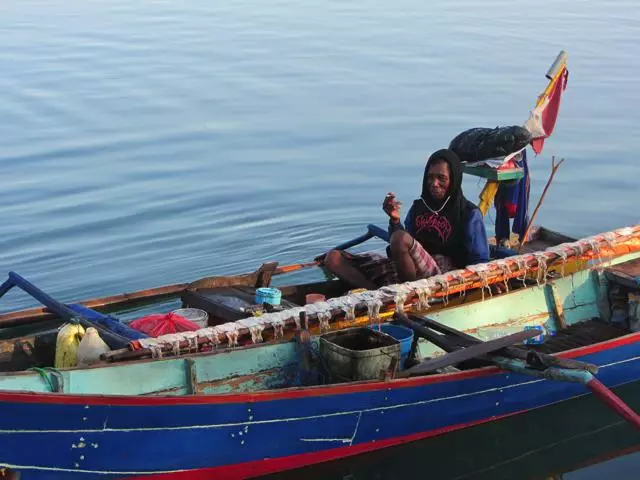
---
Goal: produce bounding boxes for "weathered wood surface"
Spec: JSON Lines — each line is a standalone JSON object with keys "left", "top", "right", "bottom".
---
{"left": 398, "top": 328, "right": 540, "bottom": 377}
{"left": 397, "top": 313, "right": 599, "bottom": 375}
{"left": 605, "top": 257, "right": 640, "bottom": 290}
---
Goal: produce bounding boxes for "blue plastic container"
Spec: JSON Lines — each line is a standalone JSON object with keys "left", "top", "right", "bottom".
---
{"left": 369, "top": 323, "right": 414, "bottom": 367}
{"left": 255, "top": 287, "right": 282, "bottom": 306}
{"left": 523, "top": 325, "right": 546, "bottom": 345}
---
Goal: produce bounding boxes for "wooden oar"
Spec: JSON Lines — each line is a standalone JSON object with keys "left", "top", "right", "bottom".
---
{"left": 396, "top": 313, "right": 480, "bottom": 354}
{"left": 274, "top": 224, "right": 390, "bottom": 275}
{"left": 493, "top": 356, "right": 640, "bottom": 431}
{"left": 0, "top": 272, "right": 132, "bottom": 349}
{"left": 397, "top": 326, "right": 540, "bottom": 377}
{"left": 401, "top": 313, "right": 597, "bottom": 373}
{"left": 395, "top": 312, "right": 640, "bottom": 431}
{"left": 0, "top": 226, "right": 385, "bottom": 329}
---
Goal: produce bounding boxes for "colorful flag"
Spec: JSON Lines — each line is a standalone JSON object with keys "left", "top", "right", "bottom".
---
{"left": 524, "top": 68, "right": 569, "bottom": 155}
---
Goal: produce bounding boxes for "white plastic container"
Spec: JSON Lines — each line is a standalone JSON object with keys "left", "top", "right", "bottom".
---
{"left": 172, "top": 308, "right": 209, "bottom": 329}
{"left": 76, "top": 327, "right": 110, "bottom": 367}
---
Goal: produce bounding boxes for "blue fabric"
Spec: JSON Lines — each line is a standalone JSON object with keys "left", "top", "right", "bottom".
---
{"left": 67, "top": 303, "right": 149, "bottom": 340}
{"left": 465, "top": 208, "right": 490, "bottom": 265}
{"left": 494, "top": 150, "right": 530, "bottom": 242}
{"left": 387, "top": 204, "right": 489, "bottom": 266}
{"left": 513, "top": 151, "right": 531, "bottom": 241}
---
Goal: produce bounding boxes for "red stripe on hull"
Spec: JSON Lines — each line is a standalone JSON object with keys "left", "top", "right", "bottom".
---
{"left": 123, "top": 411, "right": 523, "bottom": 479}
{"left": 1, "top": 331, "right": 638, "bottom": 407}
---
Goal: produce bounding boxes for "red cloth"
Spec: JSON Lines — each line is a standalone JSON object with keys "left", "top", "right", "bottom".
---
{"left": 531, "top": 68, "right": 569, "bottom": 155}
{"left": 129, "top": 312, "right": 200, "bottom": 337}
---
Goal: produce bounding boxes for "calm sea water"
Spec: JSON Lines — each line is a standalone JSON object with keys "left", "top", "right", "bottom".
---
{"left": 1, "top": 0, "right": 639, "bottom": 476}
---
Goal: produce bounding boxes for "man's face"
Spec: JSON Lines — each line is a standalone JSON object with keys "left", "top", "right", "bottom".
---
{"left": 426, "top": 161, "right": 451, "bottom": 201}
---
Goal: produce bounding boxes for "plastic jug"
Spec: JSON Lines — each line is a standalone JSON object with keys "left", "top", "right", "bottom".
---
{"left": 54, "top": 323, "right": 85, "bottom": 368}
{"left": 76, "top": 327, "right": 111, "bottom": 367}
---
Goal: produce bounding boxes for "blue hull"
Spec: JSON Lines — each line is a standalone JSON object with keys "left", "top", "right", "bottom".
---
{"left": 1, "top": 333, "right": 639, "bottom": 479}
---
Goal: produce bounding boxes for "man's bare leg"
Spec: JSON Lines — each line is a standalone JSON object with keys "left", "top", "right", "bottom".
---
{"left": 389, "top": 230, "right": 419, "bottom": 281}
{"left": 322, "top": 250, "right": 377, "bottom": 290}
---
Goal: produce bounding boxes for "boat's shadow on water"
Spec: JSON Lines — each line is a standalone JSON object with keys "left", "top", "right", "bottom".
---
{"left": 262, "top": 382, "right": 640, "bottom": 480}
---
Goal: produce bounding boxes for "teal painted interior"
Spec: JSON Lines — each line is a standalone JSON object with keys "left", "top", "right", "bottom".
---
{"left": 1, "top": 252, "right": 638, "bottom": 396}
{"left": 418, "top": 252, "right": 639, "bottom": 358}
{"left": 0, "top": 341, "right": 300, "bottom": 396}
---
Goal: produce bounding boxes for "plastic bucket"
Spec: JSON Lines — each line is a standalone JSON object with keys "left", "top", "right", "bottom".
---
{"left": 255, "top": 287, "right": 282, "bottom": 306}
{"left": 171, "top": 308, "right": 209, "bottom": 329}
{"left": 305, "top": 293, "right": 326, "bottom": 304}
{"left": 369, "top": 323, "right": 414, "bottom": 367}
{"left": 319, "top": 327, "right": 401, "bottom": 382}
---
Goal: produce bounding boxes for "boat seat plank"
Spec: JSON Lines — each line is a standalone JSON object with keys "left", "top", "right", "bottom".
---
{"left": 528, "top": 319, "right": 628, "bottom": 355}
{"left": 181, "top": 286, "right": 300, "bottom": 324}
{"left": 503, "top": 227, "right": 577, "bottom": 253}
{"left": 399, "top": 328, "right": 540, "bottom": 377}
{"left": 405, "top": 314, "right": 604, "bottom": 373}
{"left": 605, "top": 258, "right": 640, "bottom": 290}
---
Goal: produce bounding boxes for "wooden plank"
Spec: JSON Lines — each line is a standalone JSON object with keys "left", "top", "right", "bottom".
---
{"left": 181, "top": 286, "right": 301, "bottom": 324}
{"left": 538, "top": 227, "right": 577, "bottom": 245}
{"left": 399, "top": 314, "right": 482, "bottom": 352}
{"left": 606, "top": 257, "right": 640, "bottom": 278}
{"left": 186, "top": 358, "right": 199, "bottom": 395}
{"left": 407, "top": 314, "right": 480, "bottom": 343}
{"left": 399, "top": 328, "right": 540, "bottom": 377}
{"left": 180, "top": 288, "right": 251, "bottom": 323}
{"left": 400, "top": 312, "right": 599, "bottom": 374}
{"left": 546, "top": 282, "right": 568, "bottom": 330}
{"left": 255, "top": 262, "right": 279, "bottom": 287}
{"left": 605, "top": 258, "right": 640, "bottom": 290}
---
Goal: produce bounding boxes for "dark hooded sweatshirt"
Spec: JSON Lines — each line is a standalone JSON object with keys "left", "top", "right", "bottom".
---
{"left": 388, "top": 149, "right": 489, "bottom": 268}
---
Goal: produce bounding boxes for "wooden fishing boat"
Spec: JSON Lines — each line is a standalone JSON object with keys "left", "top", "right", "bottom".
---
{"left": 0, "top": 226, "right": 640, "bottom": 479}
{"left": 0, "top": 223, "right": 639, "bottom": 479}
{"left": 0, "top": 223, "right": 598, "bottom": 365}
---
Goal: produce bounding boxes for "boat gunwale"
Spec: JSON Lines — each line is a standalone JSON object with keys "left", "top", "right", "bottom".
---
{"left": 0, "top": 224, "right": 639, "bottom": 402}
{"left": 0, "top": 225, "right": 590, "bottom": 326}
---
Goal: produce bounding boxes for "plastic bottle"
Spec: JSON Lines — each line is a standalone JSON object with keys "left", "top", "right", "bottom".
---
{"left": 76, "top": 327, "right": 111, "bottom": 367}
{"left": 475, "top": 325, "right": 546, "bottom": 345}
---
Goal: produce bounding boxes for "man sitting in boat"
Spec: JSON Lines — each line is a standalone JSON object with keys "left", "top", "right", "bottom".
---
{"left": 321, "top": 149, "right": 489, "bottom": 289}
